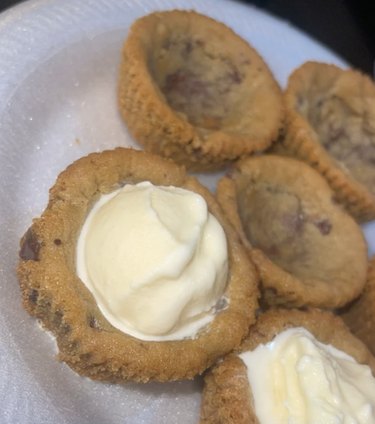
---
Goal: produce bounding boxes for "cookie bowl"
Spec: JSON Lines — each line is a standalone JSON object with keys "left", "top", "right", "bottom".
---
{"left": 17, "top": 148, "right": 259, "bottom": 383}
{"left": 277, "top": 61, "right": 375, "bottom": 222}
{"left": 118, "top": 10, "right": 283, "bottom": 171}
{"left": 200, "top": 308, "right": 375, "bottom": 424}
{"left": 216, "top": 154, "right": 368, "bottom": 309}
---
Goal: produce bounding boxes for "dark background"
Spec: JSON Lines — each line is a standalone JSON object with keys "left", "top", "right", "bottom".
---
{"left": 244, "top": 0, "right": 375, "bottom": 76}
{"left": 0, "top": 0, "right": 374, "bottom": 76}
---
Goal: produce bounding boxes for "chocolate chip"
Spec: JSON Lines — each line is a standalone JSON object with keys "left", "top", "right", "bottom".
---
{"left": 54, "top": 238, "right": 62, "bottom": 246}
{"left": 228, "top": 68, "right": 242, "bottom": 84}
{"left": 165, "top": 69, "right": 206, "bottom": 97}
{"left": 314, "top": 219, "right": 332, "bottom": 235}
{"left": 88, "top": 315, "right": 101, "bottom": 330}
{"left": 214, "top": 297, "right": 228, "bottom": 312}
{"left": 19, "top": 228, "right": 41, "bottom": 261}
{"left": 28, "top": 289, "right": 39, "bottom": 305}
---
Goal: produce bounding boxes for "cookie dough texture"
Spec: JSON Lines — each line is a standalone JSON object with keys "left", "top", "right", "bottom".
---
{"left": 216, "top": 155, "right": 368, "bottom": 309}
{"left": 276, "top": 61, "right": 375, "bottom": 222}
{"left": 17, "top": 148, "right": 259, "bottom": 383}
{"left": 342, "top": 256, "right": 375, "bottom": 356}
{"left": 118, "top": 10, "right": 283, "bottom": 171}
{"left": 200, "top": 309, "right": 375, "bottom": 424}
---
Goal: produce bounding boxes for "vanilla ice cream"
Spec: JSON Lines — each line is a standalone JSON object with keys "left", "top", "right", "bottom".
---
{"left": 239, "top": 327, "right": 375, "bottom": 424}
{"left": 76, "top": 181, "right": 228, "bottom": 341}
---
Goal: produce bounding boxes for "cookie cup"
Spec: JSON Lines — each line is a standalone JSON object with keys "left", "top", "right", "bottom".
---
{"left": 118, "top": 10, "right": 283, "bottom": 171}
{"left": 216, "top": 155, "right": 367, "bottom": 308}
{"left": 276, "top": 61, "right": 375, "bottom": 222}
{"left": 17, "top": 148, "right": 259, "bottom": 382}
{"left": 200, "top": 308, "right": 375, "bottom": 424}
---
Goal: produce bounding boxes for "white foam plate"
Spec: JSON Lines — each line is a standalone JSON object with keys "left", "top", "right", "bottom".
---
{"left": 0, "top": 0, "right": 374, "bottom": 423}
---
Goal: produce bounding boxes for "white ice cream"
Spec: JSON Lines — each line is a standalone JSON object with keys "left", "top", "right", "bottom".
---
{"left": 76, "top": 181, "right": 228, "bottom": 341}
{"left": 239, "top": 327, "right": 375, "bottom": 424}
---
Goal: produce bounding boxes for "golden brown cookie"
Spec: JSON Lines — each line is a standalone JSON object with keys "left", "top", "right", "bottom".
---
{"left": 200, "top": 308, "right": 375, "bottom": 424}
{"left": 275, "top": 61, "right": 375, "bottom": 222}
{"left": 341, "top": 256, "right": 375, "bottom": 355}
{"left": 17, "top": 148, "right": 259, "bottom": 383}
{"left": 216, "top": 154, "right": 368, "bottom": 309}
{"left": 118, "top": 10, "right": 283, "bottom": 171}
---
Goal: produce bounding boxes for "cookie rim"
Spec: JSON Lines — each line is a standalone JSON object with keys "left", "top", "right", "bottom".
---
{"left": 341, "top": 256, "right": 375, "bottom": 355}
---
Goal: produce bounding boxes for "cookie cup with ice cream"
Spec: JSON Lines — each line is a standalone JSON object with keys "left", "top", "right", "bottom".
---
{"left": 17, "top": 148, "right": 259, "bottom": 382}
{"left": 200, "top": 308, "right": 375, "bottom": 424}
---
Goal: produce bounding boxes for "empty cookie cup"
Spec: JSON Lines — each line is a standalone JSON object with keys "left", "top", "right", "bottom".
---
{"left": 216, "top": 154, "right": 368, "bottom": 309}
{"left": 118, "top": 10, "right": 283, "bottom": 171}
{"left": 276, "top": 61, "right": 375, "bottom": 222}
